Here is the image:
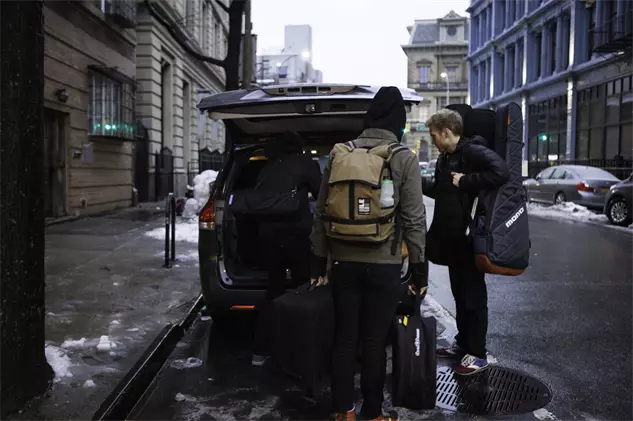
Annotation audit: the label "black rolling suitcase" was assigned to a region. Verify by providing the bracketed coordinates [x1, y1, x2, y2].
[271, 283, 334, 392]
[392, 292, 437, 410]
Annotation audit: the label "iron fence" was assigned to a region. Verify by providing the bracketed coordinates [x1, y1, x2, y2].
[528, 159, 632, 180]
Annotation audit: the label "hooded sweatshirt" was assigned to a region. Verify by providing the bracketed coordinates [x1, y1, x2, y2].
[310, 87, 426, 271]
[363, 86, 407, 142]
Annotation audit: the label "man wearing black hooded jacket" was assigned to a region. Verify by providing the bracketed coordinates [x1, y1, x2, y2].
[310, 87, 427, 421]
[422, 109, 509, 376]
[251, 132, 322, 367]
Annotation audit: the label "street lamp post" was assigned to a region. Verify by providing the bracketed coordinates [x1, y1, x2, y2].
[441, 71, 450, 107]
[275, 50, 311, 83]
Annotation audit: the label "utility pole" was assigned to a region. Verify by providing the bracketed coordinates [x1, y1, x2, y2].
[242, 0, 252, 88]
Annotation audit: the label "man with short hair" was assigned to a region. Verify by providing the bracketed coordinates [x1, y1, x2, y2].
[422, 109, 509, 376]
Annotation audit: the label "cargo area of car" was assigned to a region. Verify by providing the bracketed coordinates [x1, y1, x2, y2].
[197, 85, 422, 289]
[217, 138, 334, 288]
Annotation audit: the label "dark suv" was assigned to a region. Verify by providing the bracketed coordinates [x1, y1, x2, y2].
[604, 173, 633, 226]
[196, 84, 422, 319]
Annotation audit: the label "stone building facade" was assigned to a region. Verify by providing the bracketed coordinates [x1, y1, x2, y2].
[43, 0, 137, 218]
[135, 0, 228, 200]
[402, 11, 470, 162]
[468, 0, 632, 178]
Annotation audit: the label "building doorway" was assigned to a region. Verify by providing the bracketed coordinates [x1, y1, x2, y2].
[43, 109, 68, 218]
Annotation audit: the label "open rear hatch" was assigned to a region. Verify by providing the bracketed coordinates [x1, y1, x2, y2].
[198, 84, 422, 288]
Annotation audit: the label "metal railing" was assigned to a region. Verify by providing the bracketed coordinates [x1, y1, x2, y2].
[413, 81, 469, 91]
[163, 193, 177, 268]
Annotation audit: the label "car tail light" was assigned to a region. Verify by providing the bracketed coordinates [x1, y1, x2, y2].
[576, 182, 594, 192]
[199, 199, 215, 230]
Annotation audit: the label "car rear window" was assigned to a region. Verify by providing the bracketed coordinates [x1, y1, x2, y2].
[571, 167, 620, 181]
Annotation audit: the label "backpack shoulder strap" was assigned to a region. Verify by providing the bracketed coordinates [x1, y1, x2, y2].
[387, 143, 410, 162]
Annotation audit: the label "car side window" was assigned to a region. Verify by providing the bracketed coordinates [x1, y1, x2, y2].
[537, 168, 554, 180]
[550, 169, 564, 179]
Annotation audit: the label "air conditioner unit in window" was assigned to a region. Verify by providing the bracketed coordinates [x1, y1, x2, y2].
[104, 0, 136, 29]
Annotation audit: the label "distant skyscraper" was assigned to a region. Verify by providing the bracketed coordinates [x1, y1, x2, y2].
[284, 24, 312, 57]
[256, 24, 323, 85]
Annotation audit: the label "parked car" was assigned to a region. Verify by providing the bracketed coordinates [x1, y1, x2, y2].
[421, 158, 436, 180]
[195, 84, 422, 319]
[604, 173, 633, 226]
[523, 165, 621, 210]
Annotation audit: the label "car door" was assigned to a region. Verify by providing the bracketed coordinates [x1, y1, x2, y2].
[531, 167, 555, 202]
[546, 168, 568, 203]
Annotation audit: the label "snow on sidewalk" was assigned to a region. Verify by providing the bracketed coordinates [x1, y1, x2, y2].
[527, 202, 609, 224]
[527, 201, 633, 231]
[145, 218, 199, 244]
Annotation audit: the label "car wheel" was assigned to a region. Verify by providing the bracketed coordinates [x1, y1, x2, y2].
[554, 192, 566, 205]
[606, 197, 631, 226]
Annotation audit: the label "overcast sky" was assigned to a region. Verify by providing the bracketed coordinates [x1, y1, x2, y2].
[251, 0, 470, 87]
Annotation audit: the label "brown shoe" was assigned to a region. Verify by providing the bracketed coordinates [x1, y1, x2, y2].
[334, 410, 356, 421]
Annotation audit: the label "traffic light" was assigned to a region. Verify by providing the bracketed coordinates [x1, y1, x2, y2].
[539, 134, 548, 141]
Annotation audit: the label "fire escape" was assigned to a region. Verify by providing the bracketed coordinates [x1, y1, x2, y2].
[589, 12, 632, 67]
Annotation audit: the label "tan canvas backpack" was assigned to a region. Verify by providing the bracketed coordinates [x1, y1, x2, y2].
[323, 141, 409, 246]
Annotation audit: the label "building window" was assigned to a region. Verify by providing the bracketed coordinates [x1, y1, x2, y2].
[446, 66, 457, 82]
[214, 20, 221, 57]
[99, 0, 136, 27]
[88, 71, 135, 140]
[516, 38, 524, 87]
[418, 66, 430, 84]
[560, 16, 570, 70]
[202, 2, 209, 53]
[535, 32, 542, 79]
[447, 26, 457, 37]
[507, 46, 515, 90]
[186, 0, 195, 33]
[418, 103, 430, 122]
[515, 0, 523, 21]
[588, 4, 596, 60]
[527, 95, 568, 163]
[549, 23, 557, 75]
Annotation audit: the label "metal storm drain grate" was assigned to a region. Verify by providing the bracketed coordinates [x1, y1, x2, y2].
[436, 366, 552, 415]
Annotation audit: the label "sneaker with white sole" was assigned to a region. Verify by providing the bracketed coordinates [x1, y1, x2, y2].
[454, 354, 489, 376]
[251, 354, 269, 366]
[436, 342, 465, 359]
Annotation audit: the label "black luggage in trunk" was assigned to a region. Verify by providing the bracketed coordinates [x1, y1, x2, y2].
[271, 283, 334, 392]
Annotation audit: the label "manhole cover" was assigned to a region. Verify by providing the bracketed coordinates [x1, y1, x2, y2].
[436, 366, 552, 415]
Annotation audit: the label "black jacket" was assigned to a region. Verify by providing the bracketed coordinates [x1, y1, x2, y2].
[422, 136, 509, 265]
[256, 150, 322, 238]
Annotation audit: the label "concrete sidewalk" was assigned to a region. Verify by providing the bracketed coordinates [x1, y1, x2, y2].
[14, 210, 200, 421]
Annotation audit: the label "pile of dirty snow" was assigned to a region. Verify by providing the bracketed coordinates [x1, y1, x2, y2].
[182, 170, 217, 219]
[45, 345, 73, 382]
[145, 219, 199, 244]
[527, 202, 609, 224]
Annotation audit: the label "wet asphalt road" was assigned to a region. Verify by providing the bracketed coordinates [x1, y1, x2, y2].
[131, 201, 632, 421]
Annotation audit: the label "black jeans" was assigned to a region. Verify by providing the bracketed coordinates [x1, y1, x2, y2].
[330, 261, 402, 419]
[448, 249, 488, 359]
[253, 229, 310, 356]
